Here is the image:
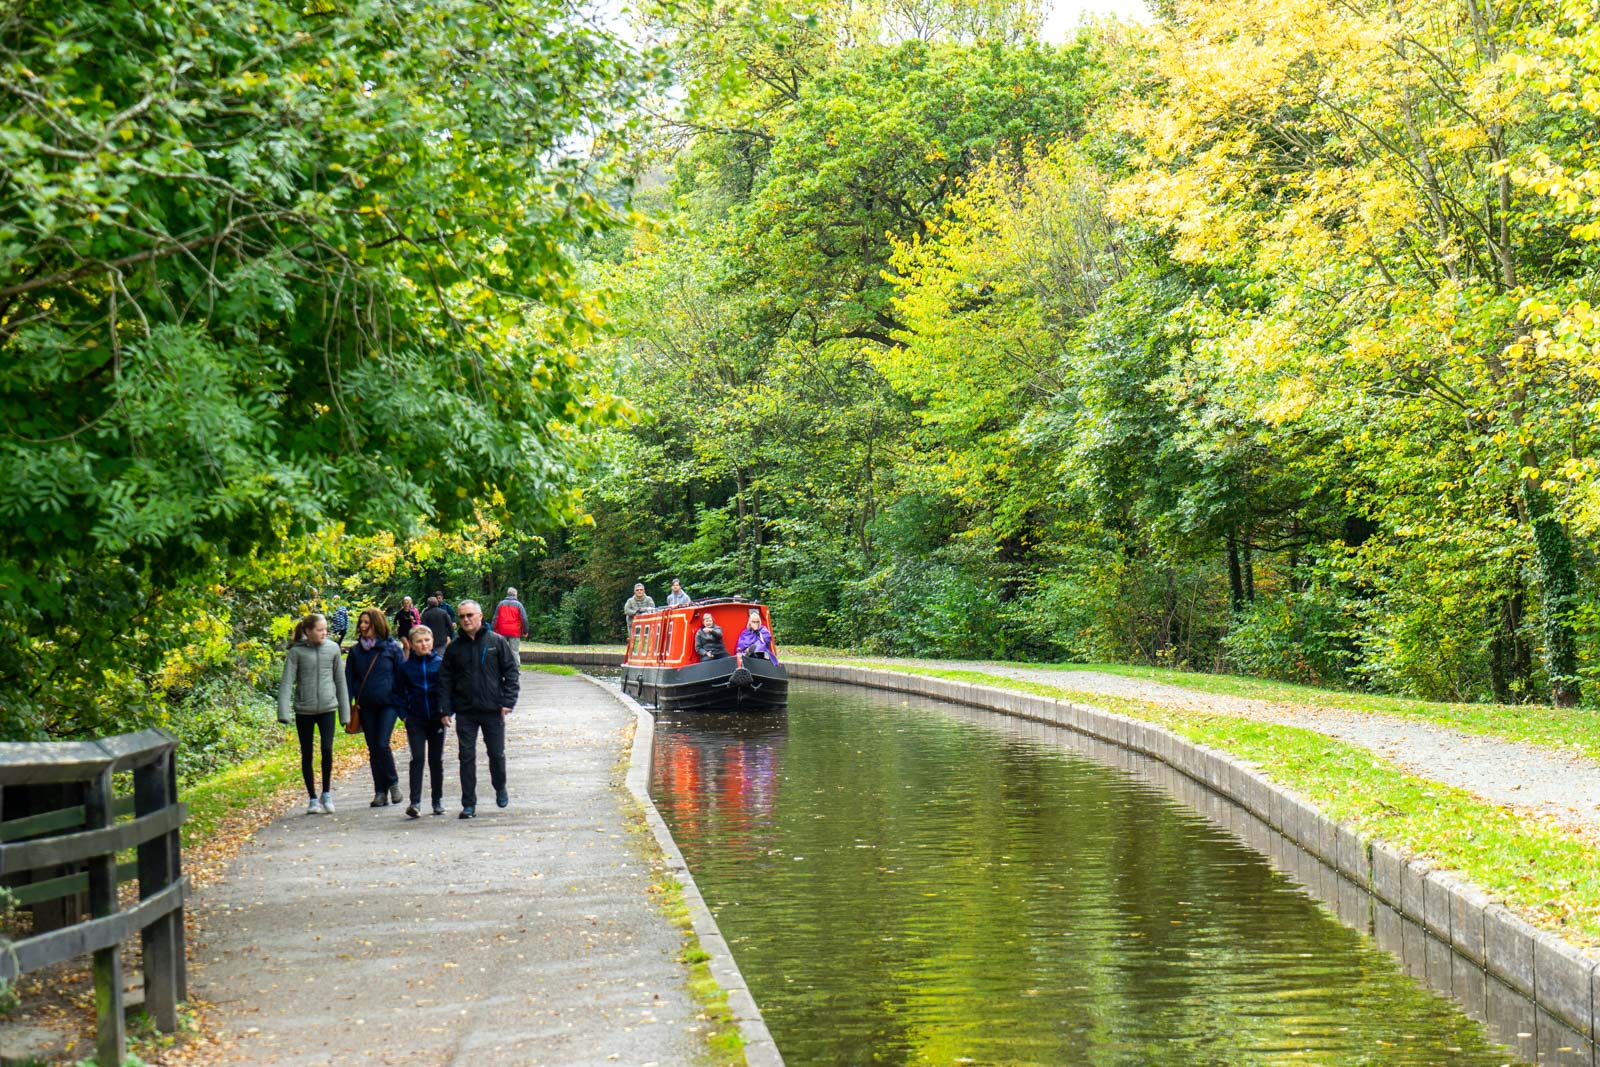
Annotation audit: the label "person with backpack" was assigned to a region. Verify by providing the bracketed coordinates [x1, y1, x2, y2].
[396, 625, 450, 818]
[328, 604, 351, 647]
[277, 613, 349, 815]
[346, 608, 407, 807]
[491, 587, 529, 658]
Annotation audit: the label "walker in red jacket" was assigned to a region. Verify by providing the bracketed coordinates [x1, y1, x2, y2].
[491, 590, 528, 653]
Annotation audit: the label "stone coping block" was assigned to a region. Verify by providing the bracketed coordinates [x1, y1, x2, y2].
[1424, 870, 1455, 940]
[1485, 904, 1540, 999]
[1449, 879, 1491, 968]
[1533, 929, 1599, 1040]
[1400, 859, 1432, 927]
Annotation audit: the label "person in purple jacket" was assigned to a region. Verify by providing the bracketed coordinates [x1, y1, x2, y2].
[734, 608, 779, 664]
[396, 626, 451, 818]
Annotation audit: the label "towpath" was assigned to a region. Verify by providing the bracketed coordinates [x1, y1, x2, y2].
[880, 659, 1600, 840]
[188, 670, 707, 1066]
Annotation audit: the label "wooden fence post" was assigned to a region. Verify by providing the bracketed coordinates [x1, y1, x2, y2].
[134, 752, 179, 1032]
[84, 768, 124, 1067]
[166, 747, 187, 1001]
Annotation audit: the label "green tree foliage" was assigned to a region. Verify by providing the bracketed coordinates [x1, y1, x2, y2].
[575, 0, 1600, 708]
[0, 0, 643, 737]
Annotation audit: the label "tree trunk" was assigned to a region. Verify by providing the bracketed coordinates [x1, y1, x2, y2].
[1226, 531, 1245, 612]
[1489, 585, 1530, 704]
[1521, 478, 1581, 707]
[1243, 539, 1255, 603]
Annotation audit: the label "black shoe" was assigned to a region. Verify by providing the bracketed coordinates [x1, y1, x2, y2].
[405, 804, 420, 819]
[370, 792, 389, 808]
[459, 806, 476, 819]
[495, 788, 509, 809]
[432, 802, 445, 816]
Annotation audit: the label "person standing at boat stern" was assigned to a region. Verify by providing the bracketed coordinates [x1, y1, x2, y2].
[623, 583, 655, 628]
[666, 579, 691, 607]
[439, 599, 520, 819]
[346, 609, 407, 807]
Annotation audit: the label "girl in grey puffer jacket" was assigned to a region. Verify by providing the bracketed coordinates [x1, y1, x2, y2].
[278, 613, 351, 814]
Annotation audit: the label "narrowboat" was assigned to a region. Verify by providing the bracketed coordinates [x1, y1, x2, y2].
[620, 599, 788, 712]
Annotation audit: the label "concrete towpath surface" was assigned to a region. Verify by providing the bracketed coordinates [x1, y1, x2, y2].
[892, 659, 1600, 840]
[189, 670, 708, 1066]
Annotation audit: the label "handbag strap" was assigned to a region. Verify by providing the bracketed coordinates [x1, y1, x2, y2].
[354, 648, 380, 702]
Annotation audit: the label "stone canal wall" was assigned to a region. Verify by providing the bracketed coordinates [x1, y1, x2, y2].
[525, 648, 1599, 1053]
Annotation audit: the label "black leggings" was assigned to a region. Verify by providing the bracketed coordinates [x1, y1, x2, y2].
[296, 712, 336, 798]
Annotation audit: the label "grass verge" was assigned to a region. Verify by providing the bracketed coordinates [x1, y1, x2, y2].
[846, 663, 1600, 945]
[611, 716, 746, 1066]
[655, 877, 747, 1067]
[525, 663, 579, 676]
[830, 656, 1600, 762]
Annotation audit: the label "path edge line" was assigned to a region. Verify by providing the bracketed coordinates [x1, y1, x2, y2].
[781, 660, 1600, 1045]
[574, 672, 786, 1067]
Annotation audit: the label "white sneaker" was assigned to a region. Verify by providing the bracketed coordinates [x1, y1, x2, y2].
[307, 797, 324, 815]
[320, 792, 335, 814]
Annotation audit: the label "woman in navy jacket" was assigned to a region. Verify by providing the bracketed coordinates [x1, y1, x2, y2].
[345, 608, 407, 807]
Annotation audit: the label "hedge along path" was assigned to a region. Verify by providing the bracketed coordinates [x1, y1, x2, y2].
[847, 662, 1600, 945]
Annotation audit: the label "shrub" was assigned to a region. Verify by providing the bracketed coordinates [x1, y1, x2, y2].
[1223, 591, 1357, 688]
[168, 677, 282, 785]
[557, 584, 602, 645]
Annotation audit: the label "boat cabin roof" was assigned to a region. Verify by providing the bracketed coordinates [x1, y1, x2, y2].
[623, 600, 775, 668]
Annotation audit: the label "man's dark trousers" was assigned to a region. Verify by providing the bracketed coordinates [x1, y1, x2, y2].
[456, 710, 506, 807]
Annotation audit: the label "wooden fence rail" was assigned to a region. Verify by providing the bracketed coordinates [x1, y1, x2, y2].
[0, 728, 188, 1066]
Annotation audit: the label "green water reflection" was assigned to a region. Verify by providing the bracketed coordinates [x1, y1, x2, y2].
[647, 682, 1528, 1066]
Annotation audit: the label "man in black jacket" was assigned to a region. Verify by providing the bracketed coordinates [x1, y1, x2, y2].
[438, 599, 520, 819]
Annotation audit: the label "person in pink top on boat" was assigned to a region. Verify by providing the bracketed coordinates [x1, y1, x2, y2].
[734, 608, 778, 664]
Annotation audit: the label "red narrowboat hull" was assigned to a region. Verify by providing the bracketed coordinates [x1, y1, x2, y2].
[621, 599, 788, 712]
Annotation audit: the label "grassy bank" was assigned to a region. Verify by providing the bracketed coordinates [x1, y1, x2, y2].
[849, 663, 1600, 945]
[807, 654, 1600, 762]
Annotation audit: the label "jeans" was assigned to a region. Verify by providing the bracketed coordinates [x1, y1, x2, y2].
[456, 710, 507, 808]
[406, 716, 447, 804]
[296, 712, 336, 799]
[362, 704, 401, 792]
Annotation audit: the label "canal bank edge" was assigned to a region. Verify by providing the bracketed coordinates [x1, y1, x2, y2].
[526, 650, 1600, 1047]
[786, 660, 1600, 1048]
[575, 672, 786, 1067]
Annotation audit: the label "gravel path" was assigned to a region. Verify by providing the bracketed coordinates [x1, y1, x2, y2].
[190, 671, 705, 1067]
[889, 660, 1600, 838]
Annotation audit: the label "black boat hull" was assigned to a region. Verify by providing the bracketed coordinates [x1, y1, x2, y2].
[620, 656, 788, 712]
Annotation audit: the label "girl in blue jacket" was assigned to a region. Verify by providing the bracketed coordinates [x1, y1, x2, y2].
[396, 626, 451, 817]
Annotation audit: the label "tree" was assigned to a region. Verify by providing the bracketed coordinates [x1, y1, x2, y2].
[1110, 0, 1600, 704]
[0, 0, 643, 736]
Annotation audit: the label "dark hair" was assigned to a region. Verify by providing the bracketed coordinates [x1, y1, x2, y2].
[292, 612, 326, 644]
[358, 608, 390, 640]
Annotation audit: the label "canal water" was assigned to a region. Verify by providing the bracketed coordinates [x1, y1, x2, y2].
[647, 681, 1532, 1067]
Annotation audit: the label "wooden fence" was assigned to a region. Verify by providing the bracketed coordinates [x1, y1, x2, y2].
[0, 728, 188, 1066]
